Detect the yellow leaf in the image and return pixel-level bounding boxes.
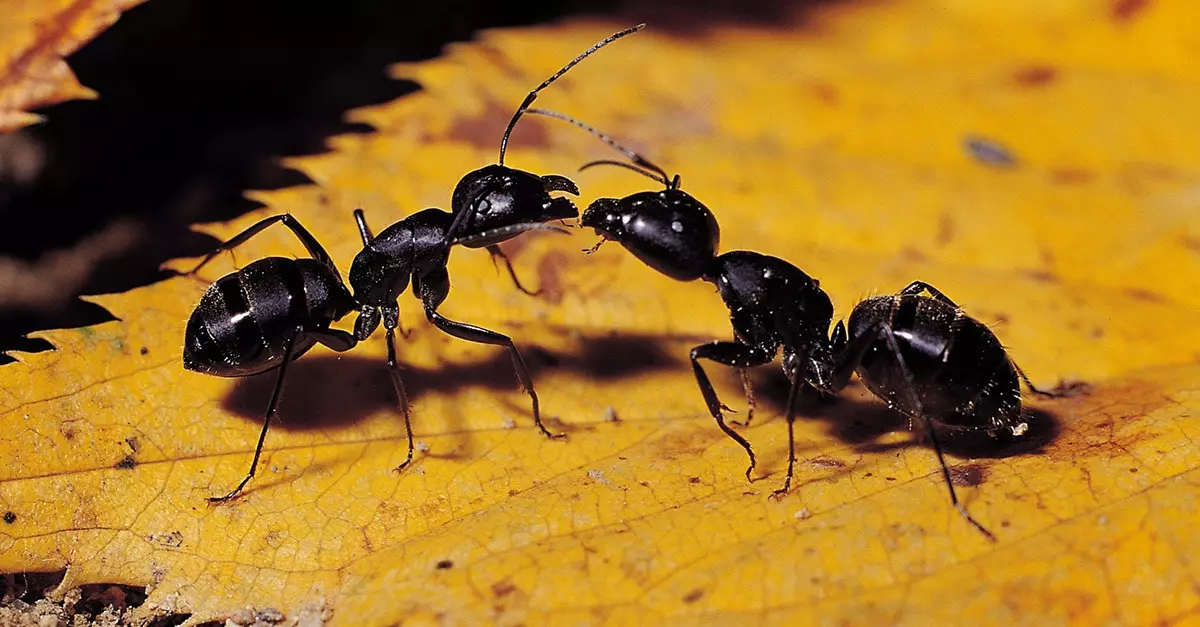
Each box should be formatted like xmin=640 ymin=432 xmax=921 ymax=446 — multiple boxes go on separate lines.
xmin=0 ymin=0 xmax=149 ymax=132
xmin=4 ymin=2 xmax=1200 ymax=624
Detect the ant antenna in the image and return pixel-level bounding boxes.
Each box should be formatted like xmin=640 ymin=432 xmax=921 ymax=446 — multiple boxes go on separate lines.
xmin=524 ymin=108 xmax=674 ymax=188
xmin=579 ymin=159 xmax=676 ymax=189
xmin=498 ymin=24 xmax=645 ymax=166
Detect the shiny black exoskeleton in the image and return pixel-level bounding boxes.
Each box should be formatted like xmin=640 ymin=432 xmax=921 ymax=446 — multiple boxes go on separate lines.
xmin=825 ymin=280 xmax=1065 ymax=540
xmin=440 ymin=24 xmax=646 ymax=294
xmin=184 ymin=25 xmax=644 ymax=502
xmin=184 ymin=215 xmax=362 ymax=502
xmin=531 ymin=110 xmax=839 ymax=495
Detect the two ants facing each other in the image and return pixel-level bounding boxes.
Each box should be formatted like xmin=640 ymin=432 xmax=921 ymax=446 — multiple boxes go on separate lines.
xmin=182 ymin=24 xmax=1069 ymax=542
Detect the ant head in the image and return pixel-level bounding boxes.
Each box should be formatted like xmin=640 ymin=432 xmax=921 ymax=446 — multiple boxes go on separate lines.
xmin=450 ymin=164 xmax=579 ymax=248
xmin=580 ymin=187 xmax=719 ymax=282
xmin=441 ymin=25 xmax=644 ymax=249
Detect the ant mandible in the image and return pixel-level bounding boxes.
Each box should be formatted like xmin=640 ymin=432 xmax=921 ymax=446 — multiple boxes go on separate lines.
xmin=183 ymin=25 xmax=643 ymax=502
xmin=526 ymin=109 xmax=837 ymax=495
xmin=825 ymin=281 xmax=1070 ymax=541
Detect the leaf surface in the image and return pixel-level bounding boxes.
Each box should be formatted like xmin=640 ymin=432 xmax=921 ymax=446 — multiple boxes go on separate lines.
xmin=0 ymin=0 xmax=149 ymax=131
xmin=3 ymin=2 xmax=1200 ymax=624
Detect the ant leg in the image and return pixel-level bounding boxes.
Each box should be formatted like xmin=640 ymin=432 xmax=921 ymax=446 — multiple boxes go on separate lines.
xmin=898 ymin=281 xmax=958 ymax=307
xmin=1013 ymin=362 xmax=1077 ymax=398
xmin=487 ymin=244 xmax=541 ymax=296
xmin=689 ymin=341 xmax=775 ymax=481
xmin=769 ymin=368 xmax=804 ymax=499
xmin=189 ymin=214 xmax=337 ymax=277
xmin=382 ymin=304 xmax=415 ymax=472
xmin=418 ymin=268 xmax=561 ymax=439
xmin=208 ymin=328 xmax=300 ymax=503
xmin=828 ymin=320 xmax=880 ymax=393
xmin=732 ymin=368 xmax=757 ymax=427
xmin=874 ymin=323 xmax=998 ymax=542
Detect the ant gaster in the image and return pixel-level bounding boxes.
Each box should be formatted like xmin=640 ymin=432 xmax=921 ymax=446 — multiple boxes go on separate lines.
xmin=183 ymin=26 xmax=643 ymax=502
xmin=825 ymin=281 xmax=1068 ymax=541
xmin=526 ymin=109 xmax=837 ymax=496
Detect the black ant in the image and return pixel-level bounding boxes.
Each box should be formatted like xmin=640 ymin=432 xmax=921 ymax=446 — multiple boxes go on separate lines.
xmin=826 ymin=281 xmax=1070 ymax=540
xmin=526 ymin=109 xmax=836 ymax=491
xmin=532 ymin=111 xmax=1069 ymax=540
xmin=183 ymin=26 xmax=643 ymax=502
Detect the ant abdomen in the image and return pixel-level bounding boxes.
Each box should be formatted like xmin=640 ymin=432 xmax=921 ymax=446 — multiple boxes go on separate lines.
xmin=184 ymin=257 xmax=350 ymax=378
xmin=846 ymin=293 xmax=1023 ymax=435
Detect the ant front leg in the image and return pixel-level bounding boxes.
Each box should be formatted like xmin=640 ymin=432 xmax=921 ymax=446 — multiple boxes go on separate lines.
xmin=688 ymin=341 xmax=774 ymax=481
xmin=487 ymin=244 xmax=541 ymax=296
xmin=208 ymin=327 xmax=302 ymax=503
xmin=382 ymin=304 xmax=415 ymax=472
xmin=417 ymin=267 xmax=562 ymax=440
xmin=898 ymin=281 xmax=958 ymax=307
xmin=189 ymin=214 xmax=336 ymax=277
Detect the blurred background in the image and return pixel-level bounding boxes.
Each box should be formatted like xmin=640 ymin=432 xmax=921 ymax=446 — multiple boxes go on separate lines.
xmin=0 ymin=0 xmax=818 ymax=363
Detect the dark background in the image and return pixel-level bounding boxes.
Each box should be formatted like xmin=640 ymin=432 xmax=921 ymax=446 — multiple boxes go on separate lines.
xmin=0 ymin=0 xmax=812 ymax=364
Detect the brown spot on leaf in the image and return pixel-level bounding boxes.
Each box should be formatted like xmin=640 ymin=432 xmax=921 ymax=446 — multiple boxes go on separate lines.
xmin=683 ymin=588 xmax=705 ymax=603
xmin=1049 ymin=168 xmax=1094 ymax=185
xmin=3 ymin=511 xmax=15 ymax=524
xmin=436 ymin=559 xmax=454 ymax=570
xmin=936 ymin=213 xmax=955 ymax=245
xmin=1124 ymin=287 xmax=1166 ymax=303
xmin=535 ymin=249 xmax=576 ymax=304
xmin=1112 ymin=0 xmax=1151 ymax=21
xmin=1182 ymin=235 xmax=1200 ymax=254
xmin=114 ymin=454 xmax=136 ymax=470
xmin=949 ymin=464 xmax=987 ymax=487
xmin=1012 ymin=66 xmax=1059 ymax=88
xmin=492 ymin=581 xmax=517 ymax=598
xmin=809 ymin=81 xmax=839 ymax=106
xmin=688 ymin=476 xmax=702 ymax=484
xmin=447 ymin=99 xmax=550 ymax=151
xmin=1021 ymin=269 xmax=1060 ymax=284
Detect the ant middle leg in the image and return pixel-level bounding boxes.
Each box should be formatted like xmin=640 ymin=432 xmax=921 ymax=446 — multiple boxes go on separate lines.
xmin=770 ymin=365 xmax=804 ymax=499
xmin=189 ymin=214 xmax=336 ymax=276
xmin=688 ymin=341 xmax=774 ymax=481
xmin=208 ymin=328 xmax=301 ymax=503
xmin=487 ymin=244 xmax=541 ymax=296
xmin=417 ymin=268 xmax=561 ymax=439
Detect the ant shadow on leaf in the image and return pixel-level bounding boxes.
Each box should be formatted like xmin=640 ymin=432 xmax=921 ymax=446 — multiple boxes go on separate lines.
xmin=219 ymin=330 xmax=684 ymax=450
xmin=741 ymin=366 xmax=1065 ymax=461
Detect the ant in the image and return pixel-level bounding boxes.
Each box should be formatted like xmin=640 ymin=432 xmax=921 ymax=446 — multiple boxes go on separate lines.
xmin=531 ymin=111 xmax=1069 ymax=540
xmin=183 ymin=25 xmax=643 ymax=502
xmin=526 ymin=109 xmax=836 ymax=493
xmin=825 ymin=281 xmax=1071 ymax=541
